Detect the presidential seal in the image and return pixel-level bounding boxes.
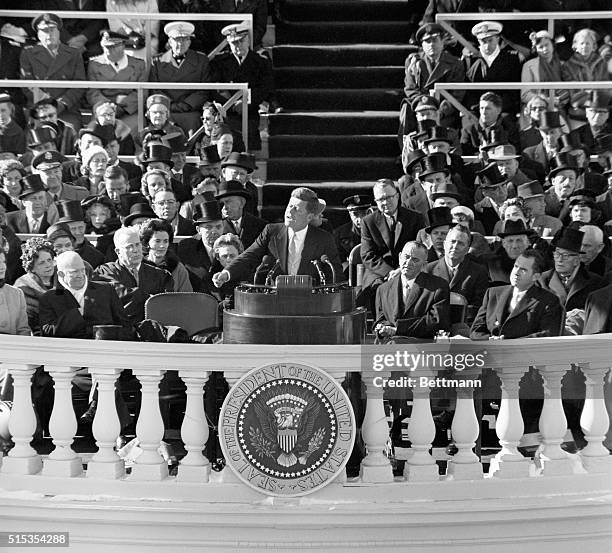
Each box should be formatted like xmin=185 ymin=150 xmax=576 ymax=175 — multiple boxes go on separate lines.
xmin=219 ymin=363 xmax=356 ymax=497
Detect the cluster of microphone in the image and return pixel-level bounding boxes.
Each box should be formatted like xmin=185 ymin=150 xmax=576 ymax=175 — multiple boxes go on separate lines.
xmin=252 ymin=255 xmax=336 ymax=286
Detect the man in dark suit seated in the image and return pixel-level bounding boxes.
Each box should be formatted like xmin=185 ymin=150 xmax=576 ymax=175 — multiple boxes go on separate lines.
xmin=215 ymin=180 xmax=267 ymax=249
xmin=212 ymin=187 xmax=342 ymax=287
xmin=374 ymin=241 xmax=450 ymax=341
xmin=94 ymin=227 xmax=174 ymax=324
xmin=5 ymin=174 xmax=52 ymax=235
xmin=487 ymin=219 xmax=532 ymax=285
xmin=151 ymin=188 xmax=196 ymax=239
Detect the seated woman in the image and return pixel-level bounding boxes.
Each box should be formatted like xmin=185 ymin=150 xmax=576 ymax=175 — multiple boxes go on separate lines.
xmin=140 ymin=218 xmax=192 ymax=292
xmin=75 ymin=146 xmax=110 ymax=196
xmin=190 ymin=102 xmax=245 ymax=158
xmin=81 ymin=195 xmax=121 ymax=237
xmin=0 ymin=159 xmax=26 ymax=213
xmin=88 ymin=100 xmax=135 ymax=155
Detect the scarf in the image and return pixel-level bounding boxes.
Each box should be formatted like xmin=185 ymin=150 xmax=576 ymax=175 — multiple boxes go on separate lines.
xmin=16 ymin=272 xmax=52 ymax=296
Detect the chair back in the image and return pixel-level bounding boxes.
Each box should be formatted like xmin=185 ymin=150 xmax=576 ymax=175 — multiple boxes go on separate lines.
xmin=348 ymin=244 xmax=364 ymax=287
xmin=144 ymin=292 xmax=218 ymax=336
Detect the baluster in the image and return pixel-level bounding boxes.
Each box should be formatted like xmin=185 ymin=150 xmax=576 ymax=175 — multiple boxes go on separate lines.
xmin=42 ymin=366 xmax=82 ymax=477
xmin=1 ymin=364 xmax=42 ymax=475
xmin=404 ymin=371 xmax=438 ymax=482
xmin=537 ymin=365 xmax=573 ymax=475
xmin=86 ymin=368 xmax=125 ymax=479
xmin=359 ymin=370 xmax=393 ymax=483
xmin=579 ymin=363 xmax=612 ymax=473
xmin=129 ymin=370 xmax=168 ymax=481
xmin=177 ymin=371 xmax=210 ymax=483
xmin=489 ymin=367 xmax=532 ymax=478
xmin=447 ymin=372 xmax=482 ymax=480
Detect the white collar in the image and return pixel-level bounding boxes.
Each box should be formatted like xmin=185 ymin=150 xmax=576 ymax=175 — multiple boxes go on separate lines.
xmin=106 ymin=54 xmax=129 ymax=71
xmin=62 ymin=278 xmax=88 ymax=307
xmin=481 ymin=46 xmax=501 ymax=67
xmin=288 ymin=226 xmax=308 ymax=241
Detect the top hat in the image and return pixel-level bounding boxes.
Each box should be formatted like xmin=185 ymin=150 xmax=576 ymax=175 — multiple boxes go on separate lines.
xmin=57 ymin=200 xmax=84 ymax=223
xmin=404 ymin=149 xmax=427 ymax=173
xmin=18 ymin=174 xmax=46 ymax=199
xmin=412 ymin=95 xmax=440 ymax=112
xmin=476 ymin=162 xmax=508 ymax=188
xmin=548 ymin=152 xmax=582 ymax=179
xmin=32 ymin=150 xmax=64 ymax=171
xmin=123 ymin=202 xmax=156 ymax=226
xmin=143 ymin=144 xmax=174 ymax=168
xmin=29 ymin=98 xmax=58 ymax=120
xmin=471 ymin=20 xmax=502 ymax=39
xmin=32 ymin=13 xmax=62 ymax=33
xmin=538 ymin=110 xmax=563 ymax=130
xmin=221 ymin=22 xmax=249 ymax=42
xmin=163 ymin=132 xmax=187 ymax=153
xmin=118 ymin=192 xmax=146 ymax=216
xmin=342 ymin=194 xmax=373 ymax=211
xmin=497 ymin=219 xmax=531 ymax=238
xmin=423 ymin=126 xmax=453 ymax=146
xmin=414 ymin=118 xmax=436 ymax=139
xmin=517 ymin=180 xmax=545 ymax=199
xmin=27 ymin=126 xmax=57 ymax=147
xmin=46 ymin=222 xmax=75 ymax=243
xmin=215 ymin=179 xmax=251 ymax=201
xmin=100 ymin=30 xmax=128 ymax=46
xmin=193 ymin=198 xmax=223 ymax=224
xmin=90 ymin=123 xmax=117 ymax=145
xmin=416 ymin=23 xmax=445 ymax=43
xmin=164 ymin=21 xmax=195 ymax=39
xmin=419 ymin=152 xmax=450 ymax=179
xmin=557 ymin=129 xmax=587 ymax=154
xmin=481 ymin=128 xmax=508 ymax=151
xmin=488 ymin=144 xmax=520 ymax=161
xmin=584 ymin=91 xmax=610 ymax=111
xmin=221 ymin=151 xmax=255 ymax=173
xmin=553 ymin=226 xmax=584 ymax=254
xmin=200 ymin=144 xmax=222 ymax=167
xmin=425 ymin=206 xmax=452 ymax=233
xmin=595 ymin=134 xmax=612 ymax=155
xmin=430 ymin=182 xmax=461 ymax=202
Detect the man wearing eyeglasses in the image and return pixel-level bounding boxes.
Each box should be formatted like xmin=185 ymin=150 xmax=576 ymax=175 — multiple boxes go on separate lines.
xmin=151 ymin=189 xmax=196 ymax=239
xmin=30 ymin=98 xmax=78 ymax=156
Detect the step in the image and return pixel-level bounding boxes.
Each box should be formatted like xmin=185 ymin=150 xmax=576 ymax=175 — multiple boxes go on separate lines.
xmin=275 ymin=21 xmax=416 ymax=44
xmin=267 ymin=156 xmax=402 ymax=181
xmin=272 ymin=44 xmax=416 ymax=67
xmin=268 ymin=111 xmax=400 ymax=135
xmin=278 ymin=0 xmax=424 ymax=22
xmin=277 ymin=88 xmax=403 ymax=111
xmin=269 ymin=134 xmax=399 ymax=157
xmin=275 ymin=66 xmax=404 ymax=89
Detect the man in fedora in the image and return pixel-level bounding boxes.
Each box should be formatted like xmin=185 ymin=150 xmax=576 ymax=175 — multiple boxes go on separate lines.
xmin=177 ymin=195 xmax=226 ymax=291
xmin=94 ymin=226 xmax=174 ymax=323
xmin=149 ymin=22 xmax=211 ymax=135
xmin=416 ymin=206 xmax=452 ymax=261
xmin=516 ymin=180 xmax=563 ymax=238
xmin=487 ymin=144 xmax=533 ymax=197
xmin=20 ymin=13 xmax=86 ymax=132
xmin=5 ymin=174 xmax=53 ymax=234
xmin=32 ymin=150 xmax=88 ymax=204
xmin=56 ymin=200 xmax=105 ymax=269
xmin=473 ymin=162 xmax=509 ymax=235
xmin=523 ymin=110 xmax=566 ymax=181
xmin=471 ymin=248 xmax=562 ymax=339
xmin=544 ymin=152 xmax=582 ymax=218
xmin=210 ymin=22 xmax=274 ymax=150
xmin=400 ymin=23 xmax=465 ymax=135
xmin=215 ymin=180 xmax=266 ymax=249
xmin=333 ymin=195 xmax=372 ymax=270
xmin=487 ymin=219 xmax=533 ymax=285
xmin=86 ymin=30 xmax=146 ymax=135
xmin=220 ymin=151 xmax=259 ymax=215
xmin=212 ymin=187 xmax=342 ymax=288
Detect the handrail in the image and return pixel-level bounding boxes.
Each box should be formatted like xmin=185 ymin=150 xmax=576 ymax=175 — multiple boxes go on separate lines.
xmin=0 ymin=79 xmax=250 ymax=149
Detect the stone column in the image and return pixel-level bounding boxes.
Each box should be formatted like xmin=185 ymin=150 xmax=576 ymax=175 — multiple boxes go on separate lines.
xmin=537 ymin=365 xmax=573 ymax=476
xmin=1 ymin=364 xmax=42 ymax=475
xmin=177 ymin=371 xmax=210 ymax=483
xmin=359 ymin=370 xmax=393 ymax=483
xmin=579 ymin=363 xmax=612 ymax=473
xmin=489 ymin=367 xmax=532 ymax=478
xmin=42 ymin=365 xmax=82 ymax=477
xmin=86 ymin=368 xmax=125 ymax=479
xmin=129 ymin=370 xmax=168 ymax=481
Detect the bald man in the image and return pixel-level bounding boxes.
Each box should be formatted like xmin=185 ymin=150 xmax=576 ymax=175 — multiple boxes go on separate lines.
xmin=580 ymin=224 xmax=612 ymax=279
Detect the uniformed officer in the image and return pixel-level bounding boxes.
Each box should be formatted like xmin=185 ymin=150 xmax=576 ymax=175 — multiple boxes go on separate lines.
xmin=333 ymin=195 xmax=373 ymax=273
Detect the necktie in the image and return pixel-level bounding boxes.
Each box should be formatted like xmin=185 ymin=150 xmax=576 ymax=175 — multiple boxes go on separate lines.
xmin=131 ymin=268 xmax=139 ymax=285
xmin=402 ymin=282 xmax=411 ymax=306
xmin=288 ymin=233 xmax=299 ymax=275
xmin=560 ymin=273 xmax=571 ymax=290
xmin=31 ymin=219 xmax=40 ymax=233
xmin=232 ymin=220 xmax=241 ymax=234
xmin=174 ymin=56 xmax=184 ymax=64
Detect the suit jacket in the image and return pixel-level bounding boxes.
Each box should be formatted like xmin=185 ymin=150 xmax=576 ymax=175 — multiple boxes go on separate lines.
xmin=218 ymin=0 xmax=268 ymax=47
xmin=360 ymin=206 xmax=426 ymax=288
xmin=5 ymin=211 xmax=50 ymax=235
xmin=522 ymin=143 xmax=550 ymax=183
xmin=375 ymin=271 xmax=450 ymax=339
xmin=460 ymin=115 xmax=520 ymax=156
xmin=93 ymin=261 xmax=174 ymax=323
xmin=426 ymin=256 xmax=488 ymax=309
xmin=583 ymin=283 xmax=612 ymax=334
xmin=470 ymin=284 xmax=563 ymax=339
xmin=86 ymin=54 xmax=147 ymax=114
xmin=150 ymin=49 xmax=211 ymax=111
xmin=222 ymin=212 xmax=267 ymax=249
xmin=39 ymin=280 xmax=132 ymax=339
xmin=20 ymin=43 xmax=86 ymax=110
xmin=176 ymin=237 xmax=215 ymax=292
xmin=47 ymin=183 xmax=89 ymax=204
xmin=401 ymin=180 xmax=430 ymax=216
xmin=538 ymin=265 xmax=605 ymax=312
xmin=225 ymin=223 xmax=343 ymax=284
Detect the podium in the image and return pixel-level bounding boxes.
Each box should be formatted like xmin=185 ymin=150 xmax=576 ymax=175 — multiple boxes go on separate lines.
xmin=223 ymin=275 xmax=367 ymax=344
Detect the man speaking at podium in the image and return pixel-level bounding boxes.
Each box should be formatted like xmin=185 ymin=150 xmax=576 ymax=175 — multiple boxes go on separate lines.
xmin=212 ymin=187 xmax=342 ymax=286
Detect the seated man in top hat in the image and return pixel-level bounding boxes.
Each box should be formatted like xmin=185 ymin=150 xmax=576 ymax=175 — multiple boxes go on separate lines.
xmin=473 ymin=162 xmax=509 ymax=235
xmin=522 ymin=111 xmax=566 ymax=182
xmin=516 ymin=180 xmax=563 ymax=238
xmin=333 ymin=194 xmax=373 ymax=272
xmin=374 ymin=241 xmax=450 ymax=341
xmin=215 ymin=180 xmax=267 ymax=250
xmin=220 ymin=152 xmax=259 ymax=216
xmin=94 ymin=226 xmax=174 ymax=324
xmin=470 ymin=248 xmax=563 ymax=339
xmin=212 ymin=187 xmax=342 ymax=288
xmin=5 ymin=174 xmax=54 ymax=234
xmin=32 ymin=150 xmax=88 ymax=204
xmin=415 ymin=206 xmax=452 ymax=262
xmin=487 ymin=219 xmax=533 ymax=285
xmin=543 ymin=152 xmax=582 ymax=219
xmin=87 ymin=30 xmax=147 ymax=135
xmin=56 ymin=200 xmax=105 ymax=269
xmin=20 ymin=13 xmax=86 ymax=131
xmin=149 ymin=22 xmax=211 ymax=135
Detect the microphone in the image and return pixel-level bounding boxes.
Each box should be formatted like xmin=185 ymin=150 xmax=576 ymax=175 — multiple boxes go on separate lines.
xmin=265 ymin=259 xmax=281 ymax=286
xmin=311 ymin=259 xmax=326 ymax=286
xmin=254 ymin=255 xmax=275 ymax=285
xmin=320 ymin=254 xmax=336 ymax=284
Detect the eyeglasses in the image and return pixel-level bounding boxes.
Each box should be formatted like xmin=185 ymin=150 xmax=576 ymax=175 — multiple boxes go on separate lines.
xmin=154 ymin=200 xmax=176 ymax=206
xmin=374 ymin=193 xmax=397 ymax=203
xmin=552 ymin=251 xmax=579 ymax=260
